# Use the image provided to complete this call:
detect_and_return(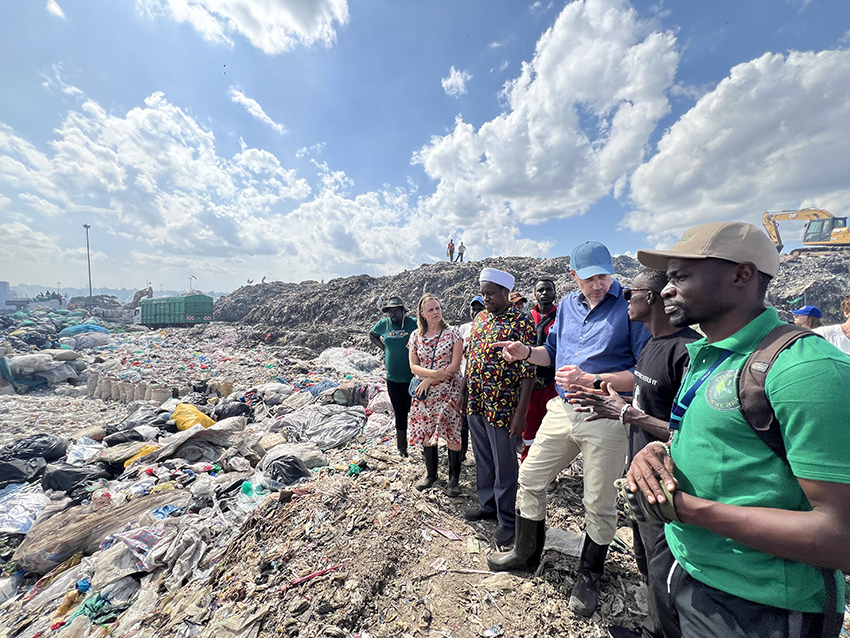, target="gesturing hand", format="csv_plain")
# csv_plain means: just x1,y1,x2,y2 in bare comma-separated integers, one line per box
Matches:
567,382,625,421
490,340,528,362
